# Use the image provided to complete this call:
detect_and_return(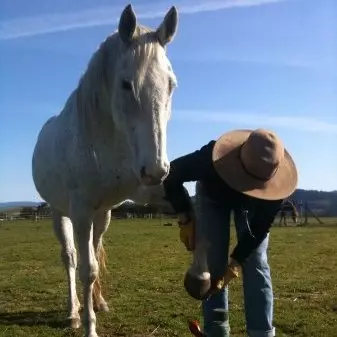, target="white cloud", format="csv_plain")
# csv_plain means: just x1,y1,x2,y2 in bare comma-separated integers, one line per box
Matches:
173,109,337,134
0,0,286,40
173,51,336,72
